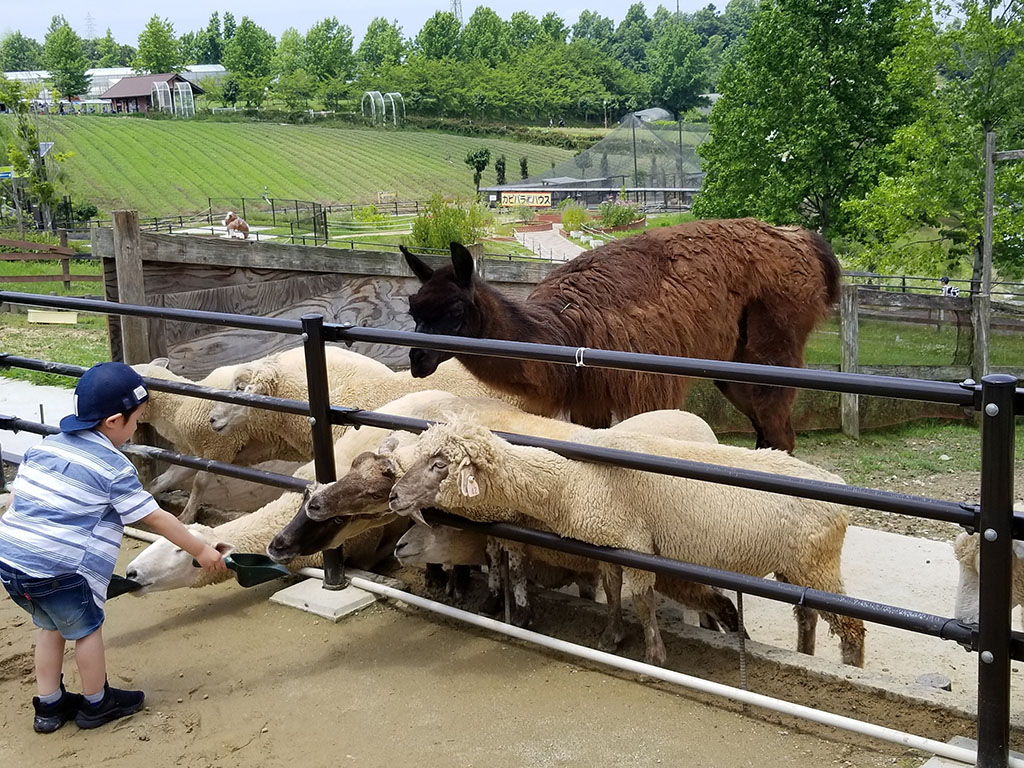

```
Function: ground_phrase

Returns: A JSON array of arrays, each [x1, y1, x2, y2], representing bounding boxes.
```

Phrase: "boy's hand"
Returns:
[[195, 544, 227, 572]]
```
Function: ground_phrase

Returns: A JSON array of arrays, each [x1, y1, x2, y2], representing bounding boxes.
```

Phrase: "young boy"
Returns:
[[0, 362, 226, 733]]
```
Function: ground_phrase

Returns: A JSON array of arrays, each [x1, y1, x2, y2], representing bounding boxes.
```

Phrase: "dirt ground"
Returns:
[[0, 452, 1019, 767]]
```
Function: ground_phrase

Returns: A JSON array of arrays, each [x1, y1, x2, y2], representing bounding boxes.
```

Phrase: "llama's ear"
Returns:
[[400, 246, 434, 283], [450, 242, 476, 289]]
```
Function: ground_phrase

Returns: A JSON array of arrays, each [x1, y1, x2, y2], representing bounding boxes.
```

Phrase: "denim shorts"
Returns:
[[0, 561, 104, 640]]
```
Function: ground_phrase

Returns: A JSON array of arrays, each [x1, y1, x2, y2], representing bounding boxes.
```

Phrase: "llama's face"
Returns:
[[402, 243, 480, 378]]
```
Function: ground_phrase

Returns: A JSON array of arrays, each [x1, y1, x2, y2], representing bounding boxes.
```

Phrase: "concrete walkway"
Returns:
[[0, 378, 71, 458], [516, 223, 587, 262]]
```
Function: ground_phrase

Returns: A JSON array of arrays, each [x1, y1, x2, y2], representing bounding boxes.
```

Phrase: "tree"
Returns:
[[273, 69, 315, 109], [94, 28, 124, 67], [416, 11, 461, 59], [613, 3, 653, 73], [0, 77, 71, 233], [304, 18, 354, 83], [198, 12, 223, 64], [574, 150, 593, 178], [520, 156, 530, 179], [223, 12, 237, 41], [44, 18, 90, 99], [134, 16, 182, 73], [649, 20, 709, 117], [844, 0, 1024, 278], [694, 0, 926, 238], [505, 12, 540, 54], [495, 155, 507, 185], [465, 147, 491, 193], [274, 28, 305, 76], [357, 18, 405, 75], [571, 11, 614, 51], [461, 7, 508, 66], [539, 12, 569, 44], [222, 17, 275, 81], [1, 32, 44, 71]]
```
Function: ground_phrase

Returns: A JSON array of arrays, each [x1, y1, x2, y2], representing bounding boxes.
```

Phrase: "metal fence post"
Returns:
[[301, 314, 346, 590], [975, 373, 1017, 768]]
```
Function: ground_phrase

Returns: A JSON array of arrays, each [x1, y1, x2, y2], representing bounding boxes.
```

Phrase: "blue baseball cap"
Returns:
[[59, 362, 150, 432]]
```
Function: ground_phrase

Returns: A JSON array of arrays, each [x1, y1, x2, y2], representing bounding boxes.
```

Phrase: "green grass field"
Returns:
[[0, 115, 574, 217]]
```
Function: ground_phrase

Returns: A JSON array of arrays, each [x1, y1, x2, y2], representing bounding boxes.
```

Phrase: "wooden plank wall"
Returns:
[[93, 228, 549, 378]]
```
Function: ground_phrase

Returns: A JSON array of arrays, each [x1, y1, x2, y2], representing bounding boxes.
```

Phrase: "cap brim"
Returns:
[[59, 413, 101, 432]]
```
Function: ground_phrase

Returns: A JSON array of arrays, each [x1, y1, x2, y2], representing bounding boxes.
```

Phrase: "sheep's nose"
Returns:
[[125, 566, 137, 580], [394, 542, 407, 556], [388, 489, 400, 504]]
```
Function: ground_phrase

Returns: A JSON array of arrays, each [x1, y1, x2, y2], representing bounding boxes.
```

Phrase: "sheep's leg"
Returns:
[[597, 563, 626, 651], [576, 575, 597, 602], [507, 548, 532, 628], [446, 565, 472, 602], [424, 563, 447, 591], [479, 538, 504, 616], [623, 568, 665, 667], [148, 464, 197, 495], [178, 470, 212, 524], [801, 570, 866, 667], [656, 576, 745, 636], [794, 605, 818, 656]]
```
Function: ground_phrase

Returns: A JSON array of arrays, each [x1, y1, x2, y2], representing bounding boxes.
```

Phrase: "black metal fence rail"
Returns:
[[0, 289, 1018, 767]]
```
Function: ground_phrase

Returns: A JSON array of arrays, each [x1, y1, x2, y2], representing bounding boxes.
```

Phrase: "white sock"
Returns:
[[38, 687, 62, 705]]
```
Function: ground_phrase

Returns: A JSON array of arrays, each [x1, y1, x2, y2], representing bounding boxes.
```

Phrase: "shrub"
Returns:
[[561, 201, 587, 233], [598, 199, 641, 228], [410, 194, 486, 249], [354, 204, 386, 223], [513, 205, 535, 223]]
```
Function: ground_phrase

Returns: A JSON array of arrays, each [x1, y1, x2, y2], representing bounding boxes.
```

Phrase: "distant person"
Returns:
[[0, 363, 226, 733], [940, 276, 960, 297], [549, 117, 553, 128], [558, 118, 565, 128]]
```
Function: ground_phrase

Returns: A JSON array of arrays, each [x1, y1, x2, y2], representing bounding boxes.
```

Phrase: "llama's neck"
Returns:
[[456, 281, 568, 407]]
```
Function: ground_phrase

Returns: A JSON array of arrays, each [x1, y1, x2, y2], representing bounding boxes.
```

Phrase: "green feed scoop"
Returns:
[[193, 553, 292, 588]]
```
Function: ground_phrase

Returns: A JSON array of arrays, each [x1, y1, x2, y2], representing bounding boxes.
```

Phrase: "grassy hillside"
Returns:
[[0, 116, 574, 217]]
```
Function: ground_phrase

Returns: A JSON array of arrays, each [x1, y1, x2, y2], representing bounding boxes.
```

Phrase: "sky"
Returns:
[[2, 1, 712, 48]]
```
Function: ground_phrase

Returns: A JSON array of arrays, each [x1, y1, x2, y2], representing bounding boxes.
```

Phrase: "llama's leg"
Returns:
[[479, 538, 504, 616], [626, 568, 666, 667], [597, 563, 627, 651]]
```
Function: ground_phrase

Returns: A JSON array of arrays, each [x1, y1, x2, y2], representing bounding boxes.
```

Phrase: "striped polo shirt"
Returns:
[[0, 429, 158, 608]]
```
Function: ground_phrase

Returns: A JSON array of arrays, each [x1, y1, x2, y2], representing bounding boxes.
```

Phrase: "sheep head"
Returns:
[[393, 524, 487, 566], [126, 524, 235, 593], [387, 419, 500, 522], [208, 363, 261, 433], [266, 456, 399, 563]]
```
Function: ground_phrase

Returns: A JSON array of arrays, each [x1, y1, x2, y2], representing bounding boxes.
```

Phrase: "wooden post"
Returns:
[[111, 210, 150, 364], [59, 229, 70, 290], [972, 293, 991, 383], [839, 283, 860, 439], [983, 132, 996, 298]]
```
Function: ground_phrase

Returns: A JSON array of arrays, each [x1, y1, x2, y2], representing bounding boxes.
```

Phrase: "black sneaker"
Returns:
[[33, 682, 84, 734], [74, 681, 145, 730]]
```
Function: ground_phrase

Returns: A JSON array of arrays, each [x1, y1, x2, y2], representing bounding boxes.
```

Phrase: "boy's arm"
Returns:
[[137, 508, 228, 572]]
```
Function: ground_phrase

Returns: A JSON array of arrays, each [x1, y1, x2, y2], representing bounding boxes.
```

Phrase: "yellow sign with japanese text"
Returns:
[[501, 191, 552, 208]]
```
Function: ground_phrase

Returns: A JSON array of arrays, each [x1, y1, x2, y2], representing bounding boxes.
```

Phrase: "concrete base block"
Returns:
[[918, 735, 1024, 766], [270, 577, 378, 622]]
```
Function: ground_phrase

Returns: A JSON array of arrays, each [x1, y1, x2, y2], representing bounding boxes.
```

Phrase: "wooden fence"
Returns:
[[0, 232, 101, 290]]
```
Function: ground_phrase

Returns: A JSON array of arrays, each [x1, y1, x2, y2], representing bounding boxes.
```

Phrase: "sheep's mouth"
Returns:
[[209, 419, 228, 433]]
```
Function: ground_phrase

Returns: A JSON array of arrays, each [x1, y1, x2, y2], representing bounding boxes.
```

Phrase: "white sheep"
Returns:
[[282, 395, 735, 643], [953, 503, 1024, 627], [206, 346, 536, 443], [132, 358, 308, 524], [387, 416, 866, 667]]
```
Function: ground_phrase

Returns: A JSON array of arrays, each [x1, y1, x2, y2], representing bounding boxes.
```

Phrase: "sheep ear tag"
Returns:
[[193, 553, 290, 588], [459, 465, 480, 497]]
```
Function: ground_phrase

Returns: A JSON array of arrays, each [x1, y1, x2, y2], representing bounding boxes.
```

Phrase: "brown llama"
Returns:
[[400, 218, 840, 451]]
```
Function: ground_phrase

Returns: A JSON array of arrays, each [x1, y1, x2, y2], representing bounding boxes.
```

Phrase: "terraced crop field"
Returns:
[[1, 116, 574, 217]]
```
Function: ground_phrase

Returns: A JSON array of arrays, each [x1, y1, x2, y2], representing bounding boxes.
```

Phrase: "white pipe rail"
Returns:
[[122, 527, 1012, 767]]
